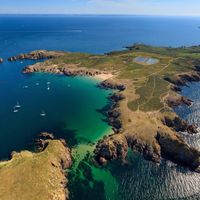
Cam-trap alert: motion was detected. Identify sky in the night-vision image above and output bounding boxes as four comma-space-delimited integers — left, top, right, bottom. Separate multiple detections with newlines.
0, 0, 200, 16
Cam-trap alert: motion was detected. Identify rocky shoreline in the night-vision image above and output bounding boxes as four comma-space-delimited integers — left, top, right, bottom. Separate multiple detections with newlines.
94, 68, 200, 171
23, 62, 105, 78
95, 128, 200, 172
8, 49, 200, 173
8, 50, 65, 62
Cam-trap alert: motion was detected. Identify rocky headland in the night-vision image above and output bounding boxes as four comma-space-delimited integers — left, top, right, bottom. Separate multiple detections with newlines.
0, 132, 72, 200
8, 50, 65, 62
23, 62, 105, 77
9, 44, 200, 172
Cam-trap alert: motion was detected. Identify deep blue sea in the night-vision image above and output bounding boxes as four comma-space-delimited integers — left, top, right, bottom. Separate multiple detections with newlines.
1, 15, 200, 200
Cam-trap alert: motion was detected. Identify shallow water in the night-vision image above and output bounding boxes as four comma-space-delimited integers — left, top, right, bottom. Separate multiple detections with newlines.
1, 15, 200, 200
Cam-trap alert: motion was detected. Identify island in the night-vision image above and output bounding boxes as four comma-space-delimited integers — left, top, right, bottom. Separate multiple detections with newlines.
7, 45, 200, 173
0, 133, 72, 200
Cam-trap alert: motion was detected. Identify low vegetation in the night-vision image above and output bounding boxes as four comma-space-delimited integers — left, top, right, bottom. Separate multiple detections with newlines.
0, 139, 71, 200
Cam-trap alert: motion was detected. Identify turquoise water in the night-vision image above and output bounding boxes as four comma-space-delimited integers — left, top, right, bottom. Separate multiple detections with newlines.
0, 69, 112, 157
1, 15, 200, 199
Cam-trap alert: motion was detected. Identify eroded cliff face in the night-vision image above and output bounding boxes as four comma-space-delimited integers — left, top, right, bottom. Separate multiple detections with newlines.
162, 114, 198, 135
165, 70, 200, 87
0, 133, 72, 200
94, 126, 200, 172
156, 128, 200, 172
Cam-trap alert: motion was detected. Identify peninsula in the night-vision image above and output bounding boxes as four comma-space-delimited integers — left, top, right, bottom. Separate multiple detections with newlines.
8, 45, 200, 172
0, 133, 72, 200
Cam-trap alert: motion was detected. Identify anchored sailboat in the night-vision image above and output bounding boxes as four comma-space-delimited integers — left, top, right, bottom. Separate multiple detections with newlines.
13, 108, 19, 113
40, 110, 46, 117
15, 102, 21, 108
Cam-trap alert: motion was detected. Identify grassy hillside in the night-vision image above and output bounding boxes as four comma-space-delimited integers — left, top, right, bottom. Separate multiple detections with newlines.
0, 140, 71, 200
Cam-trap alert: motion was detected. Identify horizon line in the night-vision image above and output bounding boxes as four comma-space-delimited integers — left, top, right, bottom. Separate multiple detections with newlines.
0, 13, 200, 17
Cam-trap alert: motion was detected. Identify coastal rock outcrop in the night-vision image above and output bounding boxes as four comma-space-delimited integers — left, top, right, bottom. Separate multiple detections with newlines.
63, 68, 102, 77
95, 127, 200, 171
39, 132, 55, 140
126, 135, 161, 163
99, 79, 126, 91
94, 134, 128, 165
162, 115, 198, 134
8, 50, 65, 62
106, 93, 125, 133
0, 58, 3, 63
164, 71, 200, 86
156, 129, 200, 172
95, 133, 161, 165
166, 95, 193, 107
22, 62, 108, 79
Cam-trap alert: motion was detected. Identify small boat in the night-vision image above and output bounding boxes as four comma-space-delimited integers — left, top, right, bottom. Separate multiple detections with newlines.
13, 109, 19, 113
47, 86, 50, 90
36, 83, 39, 86
15, 102, 21, 108
47, 82, 51, 85
23, 85, 28, 89
40, 111, 46, 117
67, 84, 71, 88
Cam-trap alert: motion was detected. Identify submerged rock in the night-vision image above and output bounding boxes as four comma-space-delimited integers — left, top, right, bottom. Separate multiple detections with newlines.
0, 58, 3, 63
39, 132, 54, 140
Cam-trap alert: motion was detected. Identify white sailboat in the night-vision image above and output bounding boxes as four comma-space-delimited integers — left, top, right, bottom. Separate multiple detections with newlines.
15, 102, 21, 108
13, 108, 19, 113
40, 110, 46, 117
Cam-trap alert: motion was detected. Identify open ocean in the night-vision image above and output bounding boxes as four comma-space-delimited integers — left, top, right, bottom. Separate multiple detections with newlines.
0, 15, 200, 200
